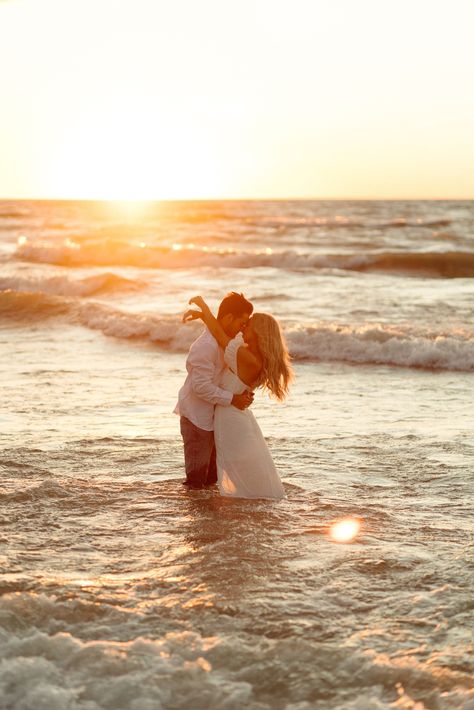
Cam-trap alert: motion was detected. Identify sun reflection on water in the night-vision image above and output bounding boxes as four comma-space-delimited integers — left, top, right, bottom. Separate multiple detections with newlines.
329, 518, 361, 543
103, 200, 154, 221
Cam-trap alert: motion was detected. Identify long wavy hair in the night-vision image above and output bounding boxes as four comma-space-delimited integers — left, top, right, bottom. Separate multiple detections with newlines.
252, 313, 294, 401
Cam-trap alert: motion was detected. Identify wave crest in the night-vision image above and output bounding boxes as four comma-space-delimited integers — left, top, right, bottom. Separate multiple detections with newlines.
287, 323, 474, 371
0, 272, 143, 298
14, 239, 474, 277
0, 289, 192, 349
2, 289, 473, 371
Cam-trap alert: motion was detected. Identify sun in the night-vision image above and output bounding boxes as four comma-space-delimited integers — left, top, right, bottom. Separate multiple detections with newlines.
46, 106, 222, 201
101, 200, 156, 222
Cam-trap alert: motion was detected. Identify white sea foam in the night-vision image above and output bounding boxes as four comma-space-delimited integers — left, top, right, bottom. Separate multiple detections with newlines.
0, 621, 247, 710
14, 238, 474, 277
286, 323, 474, 371
1, 289, 473, 371
1, 592, 472, 710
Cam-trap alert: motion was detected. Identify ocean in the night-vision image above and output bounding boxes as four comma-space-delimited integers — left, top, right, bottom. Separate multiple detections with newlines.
1, 199, 473, 709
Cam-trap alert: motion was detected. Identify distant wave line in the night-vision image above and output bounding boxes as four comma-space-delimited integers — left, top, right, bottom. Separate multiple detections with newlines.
14, 238, 474, 278
241, 217, 453, 230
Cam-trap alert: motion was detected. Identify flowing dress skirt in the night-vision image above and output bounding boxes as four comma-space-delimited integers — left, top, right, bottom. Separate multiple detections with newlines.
214, 404, 286, 500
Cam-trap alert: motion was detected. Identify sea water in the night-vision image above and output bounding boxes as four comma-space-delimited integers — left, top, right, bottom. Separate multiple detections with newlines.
1, 200, 473, 709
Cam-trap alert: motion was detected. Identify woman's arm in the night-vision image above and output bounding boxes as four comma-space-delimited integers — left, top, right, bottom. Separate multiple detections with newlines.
183, 296, 231, 349
183, 296, 262, 387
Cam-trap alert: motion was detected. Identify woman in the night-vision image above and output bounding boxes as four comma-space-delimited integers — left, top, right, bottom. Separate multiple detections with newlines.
183, 296, 293, 500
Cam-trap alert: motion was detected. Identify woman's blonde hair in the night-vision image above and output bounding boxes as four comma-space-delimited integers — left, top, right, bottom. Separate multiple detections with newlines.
252, 312, 294, 401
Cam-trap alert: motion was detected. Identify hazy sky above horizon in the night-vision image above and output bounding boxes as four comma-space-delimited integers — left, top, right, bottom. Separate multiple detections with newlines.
1, 0, 473, 200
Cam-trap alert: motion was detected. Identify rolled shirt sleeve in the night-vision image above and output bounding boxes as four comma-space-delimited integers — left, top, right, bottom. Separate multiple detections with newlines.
188, 341, 233, 407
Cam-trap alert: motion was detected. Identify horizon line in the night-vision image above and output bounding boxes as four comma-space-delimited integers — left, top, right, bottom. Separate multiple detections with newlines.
1, 196, 473, 203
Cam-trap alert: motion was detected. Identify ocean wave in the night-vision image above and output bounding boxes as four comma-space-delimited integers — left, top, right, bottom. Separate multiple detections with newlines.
0, 290, 192, 349
0, 593, 471, 710
13, 237, 286, 269
0, 480, 73, 503
0, 209, 31, 219
14, 238, 474, 277
0, 272, 143, 298
382, 218, 452, 229
2, 290, 473, 372
244, 216, 453, 230
0, 290, 72, 320
345, 250, 474, 277
287, 323, 474, 371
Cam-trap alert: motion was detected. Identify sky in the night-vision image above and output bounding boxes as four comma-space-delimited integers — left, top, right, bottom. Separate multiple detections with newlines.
0, 0, 473, 200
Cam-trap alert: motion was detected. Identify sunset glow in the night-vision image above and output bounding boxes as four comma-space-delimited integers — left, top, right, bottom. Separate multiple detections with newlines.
46, 108, 222, 201
1, 0, 473, 200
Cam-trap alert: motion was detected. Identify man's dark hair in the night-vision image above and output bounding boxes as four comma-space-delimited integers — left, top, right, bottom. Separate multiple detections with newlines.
217, 292, 253, 320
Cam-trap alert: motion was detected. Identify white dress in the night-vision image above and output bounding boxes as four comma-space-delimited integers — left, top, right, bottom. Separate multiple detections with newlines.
214, 335, 286, 500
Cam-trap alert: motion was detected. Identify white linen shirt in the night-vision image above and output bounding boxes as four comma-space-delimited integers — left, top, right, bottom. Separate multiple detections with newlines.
174, 328, 233, 431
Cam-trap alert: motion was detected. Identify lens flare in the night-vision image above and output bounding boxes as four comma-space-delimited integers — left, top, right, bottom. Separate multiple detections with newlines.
329, 518, 361, 543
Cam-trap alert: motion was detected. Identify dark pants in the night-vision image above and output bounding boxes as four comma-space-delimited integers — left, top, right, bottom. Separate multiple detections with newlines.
180, 416, 217, 487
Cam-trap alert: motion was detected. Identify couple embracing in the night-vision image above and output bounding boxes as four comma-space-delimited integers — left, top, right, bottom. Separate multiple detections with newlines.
174, 292, 293, 500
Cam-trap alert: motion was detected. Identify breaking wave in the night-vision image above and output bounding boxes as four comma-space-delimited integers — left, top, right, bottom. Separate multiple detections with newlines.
1, 592, 470, 710
2, 289, 473, 371
0, 290, 192, 350
0, 272, 143, 298
344, 250, 474, 278
14, 238, 474, 277
287, 323, 474, 372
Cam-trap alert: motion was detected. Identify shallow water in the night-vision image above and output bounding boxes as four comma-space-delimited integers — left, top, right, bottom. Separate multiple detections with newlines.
1, 200, 474, 708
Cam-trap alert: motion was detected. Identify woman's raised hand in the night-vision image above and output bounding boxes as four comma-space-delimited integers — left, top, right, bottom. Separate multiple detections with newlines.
182, 309, 203, 324
188, 295, 206, 310
183, 295, 213, 324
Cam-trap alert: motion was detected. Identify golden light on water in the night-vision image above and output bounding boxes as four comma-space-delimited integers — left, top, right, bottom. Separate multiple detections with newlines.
103, 200, 154, 221
329, 518, 361, 543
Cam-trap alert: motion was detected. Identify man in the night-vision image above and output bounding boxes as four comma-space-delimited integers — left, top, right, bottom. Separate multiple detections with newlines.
175, 292, 254, 489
